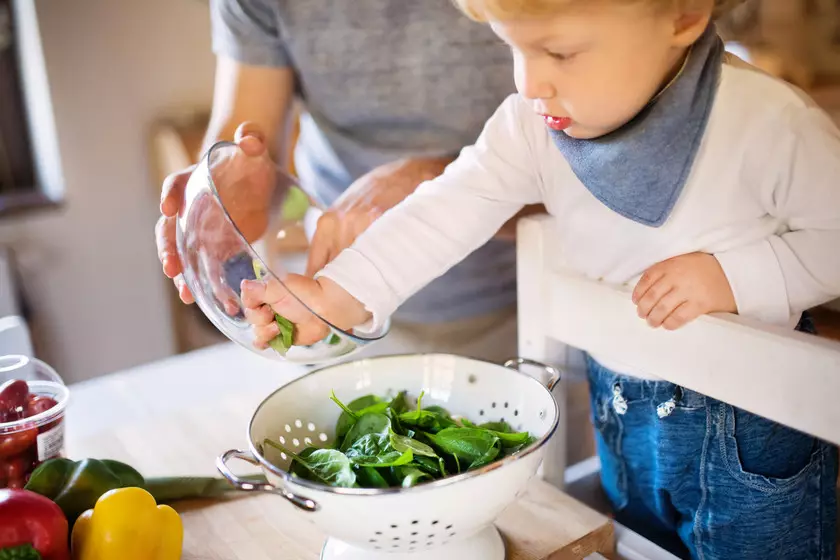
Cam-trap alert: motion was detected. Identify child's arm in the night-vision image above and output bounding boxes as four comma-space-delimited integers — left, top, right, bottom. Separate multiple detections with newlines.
717, 104, 840, 324
242, 95, 543, 345
636, 103, 840, 330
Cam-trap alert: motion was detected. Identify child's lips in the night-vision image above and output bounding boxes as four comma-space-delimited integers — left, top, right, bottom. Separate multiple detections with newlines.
541, 115, 572, 131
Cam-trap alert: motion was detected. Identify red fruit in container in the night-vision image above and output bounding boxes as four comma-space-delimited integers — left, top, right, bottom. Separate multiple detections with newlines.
6, 477, 25, 488
3, 455, 27, 480
0, 453, 31, 488
0, 408, 24, 424
26, 395, 58, 418
0, 424, 37, 459
0, 358, 69, 491
0, 379, 29, 418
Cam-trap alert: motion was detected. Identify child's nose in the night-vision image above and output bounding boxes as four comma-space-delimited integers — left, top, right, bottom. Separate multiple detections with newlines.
516, 59, 555, 101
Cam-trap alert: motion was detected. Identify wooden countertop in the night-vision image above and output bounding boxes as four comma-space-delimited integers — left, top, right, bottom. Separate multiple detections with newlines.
65, 343, 614, 559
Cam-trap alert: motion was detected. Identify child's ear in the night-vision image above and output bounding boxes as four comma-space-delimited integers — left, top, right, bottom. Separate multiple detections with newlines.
670, 7, 713, 48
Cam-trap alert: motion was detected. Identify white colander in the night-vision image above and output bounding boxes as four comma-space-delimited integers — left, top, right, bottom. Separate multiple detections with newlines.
217, 353, 561, 560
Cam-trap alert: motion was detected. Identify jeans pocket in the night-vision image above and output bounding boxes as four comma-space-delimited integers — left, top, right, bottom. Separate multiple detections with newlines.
589, 384, 630, 510
720, 404, 820, 493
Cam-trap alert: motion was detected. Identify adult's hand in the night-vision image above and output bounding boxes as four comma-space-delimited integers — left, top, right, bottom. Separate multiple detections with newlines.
305, 157, 452, 276
155, 122, 273, 305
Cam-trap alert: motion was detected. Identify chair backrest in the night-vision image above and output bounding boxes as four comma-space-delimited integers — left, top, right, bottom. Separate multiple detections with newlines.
0, 315, 34, 358
517, 215, 840, 447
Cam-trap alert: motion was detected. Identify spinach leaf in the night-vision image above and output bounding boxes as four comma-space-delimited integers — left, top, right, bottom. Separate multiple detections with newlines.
424, 405, 451, 417
499, 438, 535, 458
264, 439, 356, 488
356, 466, 390, 488
388, 391, 411, 415
342, 425, 432, 469
350, 449, 413, 468
330, 390, 361, 419
467, 440, 501, 470
340, 412, 392, 452
252, 260, 295, 354
425, 428, 500, 468
400, 398, 457, 433
390, 431, 437, 458
345, 432, 413, 467
399, 410, 441, 431
476, 421, 534, 448
274, 389, 536, 489
394, 466, 434, 488
479, 421, 512, 433
413, 455, 444, 476
333, 393, 388, 442
490, 430, 533, 448
267, 314, 294, 355
288, 447, 319, 482
398, 390, 426, 418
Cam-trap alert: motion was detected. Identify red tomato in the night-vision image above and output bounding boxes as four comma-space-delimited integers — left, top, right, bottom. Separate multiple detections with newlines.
0, 379, 28, 418
0, 425, 37, 459
26, 395, 58, 418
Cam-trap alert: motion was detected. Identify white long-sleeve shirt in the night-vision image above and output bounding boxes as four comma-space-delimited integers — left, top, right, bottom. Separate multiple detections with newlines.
320, 57, 840, 372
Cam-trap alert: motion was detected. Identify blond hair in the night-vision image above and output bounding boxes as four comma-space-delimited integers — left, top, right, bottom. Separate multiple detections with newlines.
453, 0, 746, 21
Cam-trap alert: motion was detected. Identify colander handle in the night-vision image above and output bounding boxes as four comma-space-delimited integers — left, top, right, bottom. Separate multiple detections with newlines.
216, 449, 319, 512
503, 358, 562, 391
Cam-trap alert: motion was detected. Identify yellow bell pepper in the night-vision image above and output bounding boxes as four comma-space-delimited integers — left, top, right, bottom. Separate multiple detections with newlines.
71, 487, 183, 560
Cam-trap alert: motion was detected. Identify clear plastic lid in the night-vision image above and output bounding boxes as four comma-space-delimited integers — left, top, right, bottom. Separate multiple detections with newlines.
0, 354, 64, 386
175, 141, 389, 364
0, 355, 69, 432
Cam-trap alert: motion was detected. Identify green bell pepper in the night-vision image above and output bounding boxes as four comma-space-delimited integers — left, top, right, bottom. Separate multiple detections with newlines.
24, 458, 267, 528
24, 459, 142, 527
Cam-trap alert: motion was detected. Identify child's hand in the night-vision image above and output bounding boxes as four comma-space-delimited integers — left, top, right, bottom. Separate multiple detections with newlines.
632, 253, 737, 330
241, 274, 370, 348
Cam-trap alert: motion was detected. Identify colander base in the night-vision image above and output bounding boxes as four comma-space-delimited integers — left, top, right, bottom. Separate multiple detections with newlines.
320, 524, 505, 559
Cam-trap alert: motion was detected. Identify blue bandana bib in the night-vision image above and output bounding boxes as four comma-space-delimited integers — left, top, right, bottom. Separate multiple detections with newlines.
549, 24, 724, 227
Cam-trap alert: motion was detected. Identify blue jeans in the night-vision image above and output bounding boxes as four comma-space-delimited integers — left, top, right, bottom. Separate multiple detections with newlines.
586, 338, 838, 559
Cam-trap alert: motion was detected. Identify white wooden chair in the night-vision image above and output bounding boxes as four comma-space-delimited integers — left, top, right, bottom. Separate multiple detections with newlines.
516, 214, 840, 558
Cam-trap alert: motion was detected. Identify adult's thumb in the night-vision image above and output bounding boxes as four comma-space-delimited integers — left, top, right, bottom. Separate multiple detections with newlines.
234, 122, 268, 157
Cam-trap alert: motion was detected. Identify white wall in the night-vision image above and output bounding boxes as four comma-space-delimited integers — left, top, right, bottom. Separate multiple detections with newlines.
0, 0, 216, 383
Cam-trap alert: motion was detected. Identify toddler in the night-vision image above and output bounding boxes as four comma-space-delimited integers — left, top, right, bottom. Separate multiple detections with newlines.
241, 1, 840, 557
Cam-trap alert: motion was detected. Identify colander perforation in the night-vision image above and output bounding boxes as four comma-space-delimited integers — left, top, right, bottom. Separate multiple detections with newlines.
365, 519, 459, 551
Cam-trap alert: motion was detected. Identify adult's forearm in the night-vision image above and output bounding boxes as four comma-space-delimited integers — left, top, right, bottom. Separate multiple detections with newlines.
201, 56, 297, 161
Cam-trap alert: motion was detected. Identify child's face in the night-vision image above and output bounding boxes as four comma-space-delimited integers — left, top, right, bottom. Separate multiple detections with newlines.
490, 3, 703, 139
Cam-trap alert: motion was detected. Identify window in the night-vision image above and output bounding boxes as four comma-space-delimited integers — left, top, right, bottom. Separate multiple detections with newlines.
0, 0, 60, 216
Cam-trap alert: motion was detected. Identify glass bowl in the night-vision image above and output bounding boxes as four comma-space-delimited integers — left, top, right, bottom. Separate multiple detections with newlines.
175, 140, 389, 364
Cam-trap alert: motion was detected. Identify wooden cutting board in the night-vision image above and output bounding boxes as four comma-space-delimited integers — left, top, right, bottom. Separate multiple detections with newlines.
168, 477, 613, 560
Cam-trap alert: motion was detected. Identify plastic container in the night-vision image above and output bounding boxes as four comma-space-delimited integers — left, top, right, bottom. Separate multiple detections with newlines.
0, 354, 70, 488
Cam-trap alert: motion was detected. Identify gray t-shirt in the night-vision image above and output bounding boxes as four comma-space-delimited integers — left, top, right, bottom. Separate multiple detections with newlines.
210, 0, 518, 323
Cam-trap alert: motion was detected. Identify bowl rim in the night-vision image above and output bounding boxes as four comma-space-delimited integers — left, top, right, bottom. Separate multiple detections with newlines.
246, 352, 560, 497
196, 140, 388, 346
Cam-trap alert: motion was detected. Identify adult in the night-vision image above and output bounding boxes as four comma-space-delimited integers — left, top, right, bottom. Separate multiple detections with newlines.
155, 0, 534, 361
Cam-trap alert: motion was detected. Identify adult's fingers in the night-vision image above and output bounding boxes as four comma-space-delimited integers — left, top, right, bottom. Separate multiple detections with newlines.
305, 213, 338, 277
156, 215, 181, 279
160, 168, 193, 217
